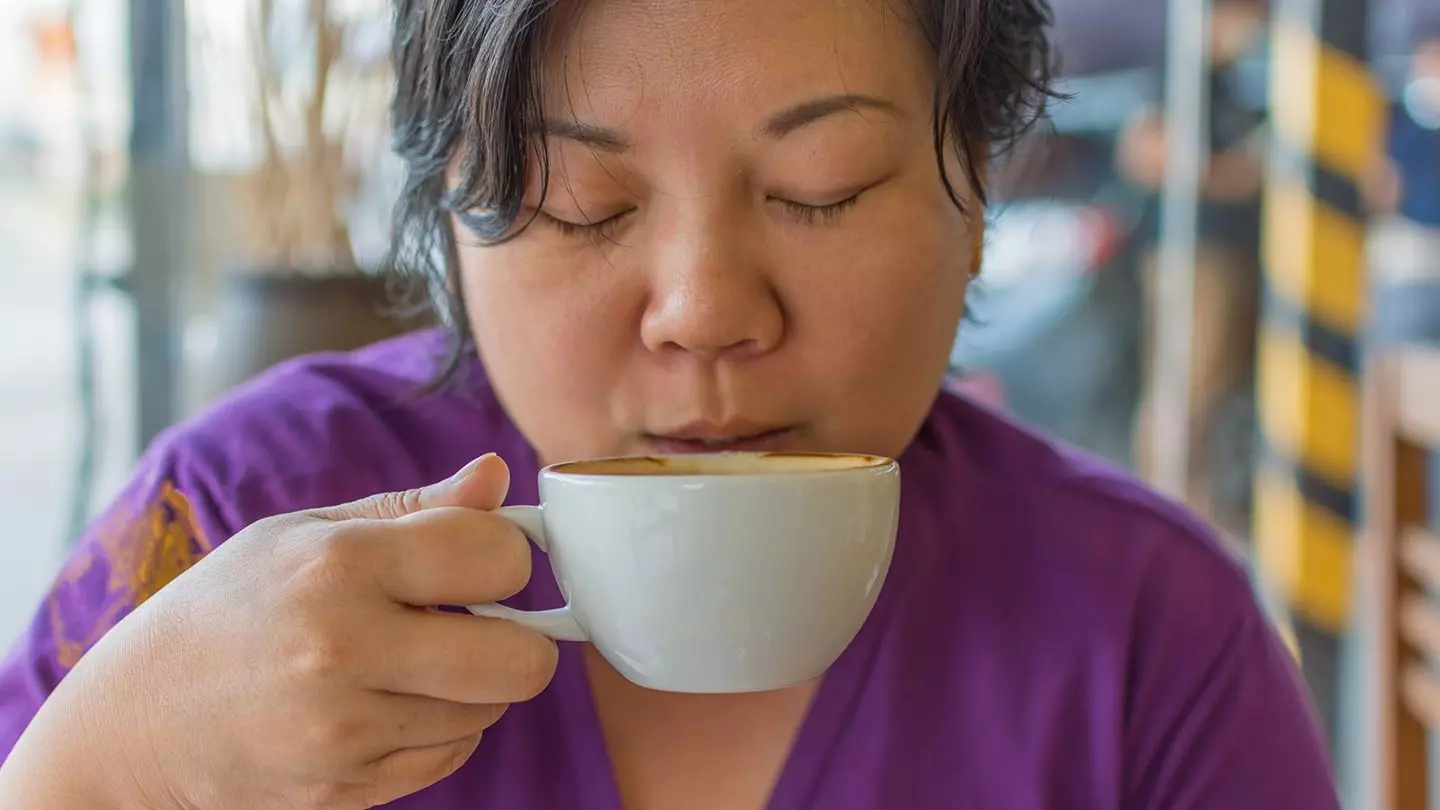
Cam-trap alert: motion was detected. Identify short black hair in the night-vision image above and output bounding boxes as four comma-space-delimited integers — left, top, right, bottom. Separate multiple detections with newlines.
385, 0, 1059, 382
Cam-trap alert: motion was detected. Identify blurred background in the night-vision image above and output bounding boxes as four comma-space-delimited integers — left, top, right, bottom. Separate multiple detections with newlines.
0, 0, 1437, 806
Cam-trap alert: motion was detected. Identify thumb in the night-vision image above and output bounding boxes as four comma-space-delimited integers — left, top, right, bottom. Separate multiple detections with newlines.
316, 454, 512, 521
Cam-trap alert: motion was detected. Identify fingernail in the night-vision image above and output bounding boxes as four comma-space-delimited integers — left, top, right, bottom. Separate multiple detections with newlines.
450, 453, 496, 482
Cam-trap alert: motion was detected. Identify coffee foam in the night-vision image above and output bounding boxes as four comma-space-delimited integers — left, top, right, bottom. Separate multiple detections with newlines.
553, 452, 889, 477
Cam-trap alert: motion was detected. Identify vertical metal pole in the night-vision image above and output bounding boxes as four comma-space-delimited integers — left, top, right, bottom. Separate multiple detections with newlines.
1152, 0, 1212, 499
127, 0, 188, 448
1255, 0, 1380, 752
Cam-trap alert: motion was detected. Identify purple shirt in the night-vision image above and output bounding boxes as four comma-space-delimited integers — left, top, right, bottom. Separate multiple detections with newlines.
0, 329, 1337, 808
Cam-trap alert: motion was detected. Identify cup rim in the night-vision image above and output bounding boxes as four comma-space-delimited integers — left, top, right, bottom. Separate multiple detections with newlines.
543, 451, 897, 479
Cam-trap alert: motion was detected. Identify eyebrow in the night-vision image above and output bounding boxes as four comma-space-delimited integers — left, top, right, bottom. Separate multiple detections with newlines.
759, 93, 904, 139
543, 118, 631, 153
542, 93, 904, 153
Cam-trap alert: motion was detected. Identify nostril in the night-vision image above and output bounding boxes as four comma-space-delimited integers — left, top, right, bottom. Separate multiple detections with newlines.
659, 337, 759, 361
640, 297, 785, 358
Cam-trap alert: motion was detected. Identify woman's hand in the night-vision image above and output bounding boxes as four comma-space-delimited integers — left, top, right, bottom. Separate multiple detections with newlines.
0, 454, 556, 810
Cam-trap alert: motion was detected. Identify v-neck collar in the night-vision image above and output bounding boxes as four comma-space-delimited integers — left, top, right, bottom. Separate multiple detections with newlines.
542, 515, 908, 810
550, 585, 899, 810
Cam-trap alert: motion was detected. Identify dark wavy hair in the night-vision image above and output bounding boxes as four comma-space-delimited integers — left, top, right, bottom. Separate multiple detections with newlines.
384, 0, 1059, 382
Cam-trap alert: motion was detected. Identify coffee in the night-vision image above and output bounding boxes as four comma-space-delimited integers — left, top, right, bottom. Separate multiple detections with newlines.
554, 452, 888, 477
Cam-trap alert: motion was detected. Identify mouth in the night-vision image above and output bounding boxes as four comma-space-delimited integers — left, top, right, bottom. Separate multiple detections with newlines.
641, 424, 798, 454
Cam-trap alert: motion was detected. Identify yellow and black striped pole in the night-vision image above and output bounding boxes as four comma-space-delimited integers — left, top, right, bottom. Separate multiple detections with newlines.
1255, 0, 1383, 732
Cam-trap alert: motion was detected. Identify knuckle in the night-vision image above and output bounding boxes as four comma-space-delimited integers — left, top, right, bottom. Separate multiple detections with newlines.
372, 489, 423, 520
297, 712, 366, 755
288, 624, 355, 681
296, 525, 371, 592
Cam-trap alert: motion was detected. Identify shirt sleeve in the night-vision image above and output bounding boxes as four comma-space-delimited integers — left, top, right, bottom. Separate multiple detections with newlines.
1123, 539, 1341, 810
0, 437, 231, 764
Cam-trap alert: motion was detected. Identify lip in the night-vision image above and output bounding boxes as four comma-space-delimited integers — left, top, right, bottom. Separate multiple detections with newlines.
642, 424, 798, 454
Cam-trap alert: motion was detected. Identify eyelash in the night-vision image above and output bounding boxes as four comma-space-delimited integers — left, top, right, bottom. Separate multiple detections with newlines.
543, 209, 633, 238
540, 191, 866, 238
773, 193, 864, 226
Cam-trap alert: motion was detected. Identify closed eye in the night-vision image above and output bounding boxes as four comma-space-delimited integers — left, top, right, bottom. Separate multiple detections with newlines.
771, 192, 864, 226
543, 208, 635, 238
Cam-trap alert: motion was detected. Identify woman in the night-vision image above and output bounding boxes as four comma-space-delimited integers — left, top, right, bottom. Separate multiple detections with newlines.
1119, 0, 1268, 539
0, 0, 1335, 807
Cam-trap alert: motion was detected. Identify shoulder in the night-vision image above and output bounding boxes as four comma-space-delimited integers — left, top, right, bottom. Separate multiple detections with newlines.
891, 395, 1334, 803
893, 393, 1280, 708
18, 330, 520, 680
143, 329, 512, 532
910, 392, 1257, 624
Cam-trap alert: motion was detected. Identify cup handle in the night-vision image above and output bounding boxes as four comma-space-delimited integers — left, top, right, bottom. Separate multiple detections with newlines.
466, 505, 589, 642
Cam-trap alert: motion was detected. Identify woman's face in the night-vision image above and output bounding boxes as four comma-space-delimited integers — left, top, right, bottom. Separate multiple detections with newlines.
456, 0, 978, 465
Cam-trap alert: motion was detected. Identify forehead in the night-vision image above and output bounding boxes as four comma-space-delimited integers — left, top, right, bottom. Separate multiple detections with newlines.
541, 0, 934, 125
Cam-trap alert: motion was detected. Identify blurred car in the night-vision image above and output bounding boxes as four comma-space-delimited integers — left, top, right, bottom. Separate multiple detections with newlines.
947, 192, 1142, 465
952, 198, 1123, 372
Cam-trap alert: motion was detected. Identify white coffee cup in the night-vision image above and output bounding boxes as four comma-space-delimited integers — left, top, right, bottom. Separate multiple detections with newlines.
468, 452, 900, 694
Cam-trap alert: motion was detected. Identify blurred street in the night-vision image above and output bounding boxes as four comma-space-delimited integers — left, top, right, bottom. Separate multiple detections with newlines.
0, 177, 132, 645
0, 180, 76, 644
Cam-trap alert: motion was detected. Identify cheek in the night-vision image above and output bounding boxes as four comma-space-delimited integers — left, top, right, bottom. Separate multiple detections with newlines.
457, 242, 640, 455
776, 181, 973, 449
790, 186, 972, 371
461, 229, 635, 351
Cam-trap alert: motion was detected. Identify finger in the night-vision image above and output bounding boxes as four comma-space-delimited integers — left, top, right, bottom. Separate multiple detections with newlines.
315, 453, 512, 521
362, 733, 484, 808
373, 610, 559, 705
368, 507, 533, 606
364, 692, 507, 753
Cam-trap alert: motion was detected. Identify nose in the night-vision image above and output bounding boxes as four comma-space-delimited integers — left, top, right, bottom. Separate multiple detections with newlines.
639, 215, 785, 361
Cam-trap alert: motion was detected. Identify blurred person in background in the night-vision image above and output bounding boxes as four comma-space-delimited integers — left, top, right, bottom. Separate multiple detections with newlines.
0, 0, 1335, 808
1118, 0, 1269, 539
1368, 38, 1440, 227
1365, 33, 1440, 348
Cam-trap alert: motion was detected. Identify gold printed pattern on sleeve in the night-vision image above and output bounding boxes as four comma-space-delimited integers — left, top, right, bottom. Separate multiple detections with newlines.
49, 481, 215, 669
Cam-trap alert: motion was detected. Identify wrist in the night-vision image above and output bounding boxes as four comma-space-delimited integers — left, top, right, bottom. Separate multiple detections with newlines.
0, 677, 184, 810
0, 735, 164, 810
